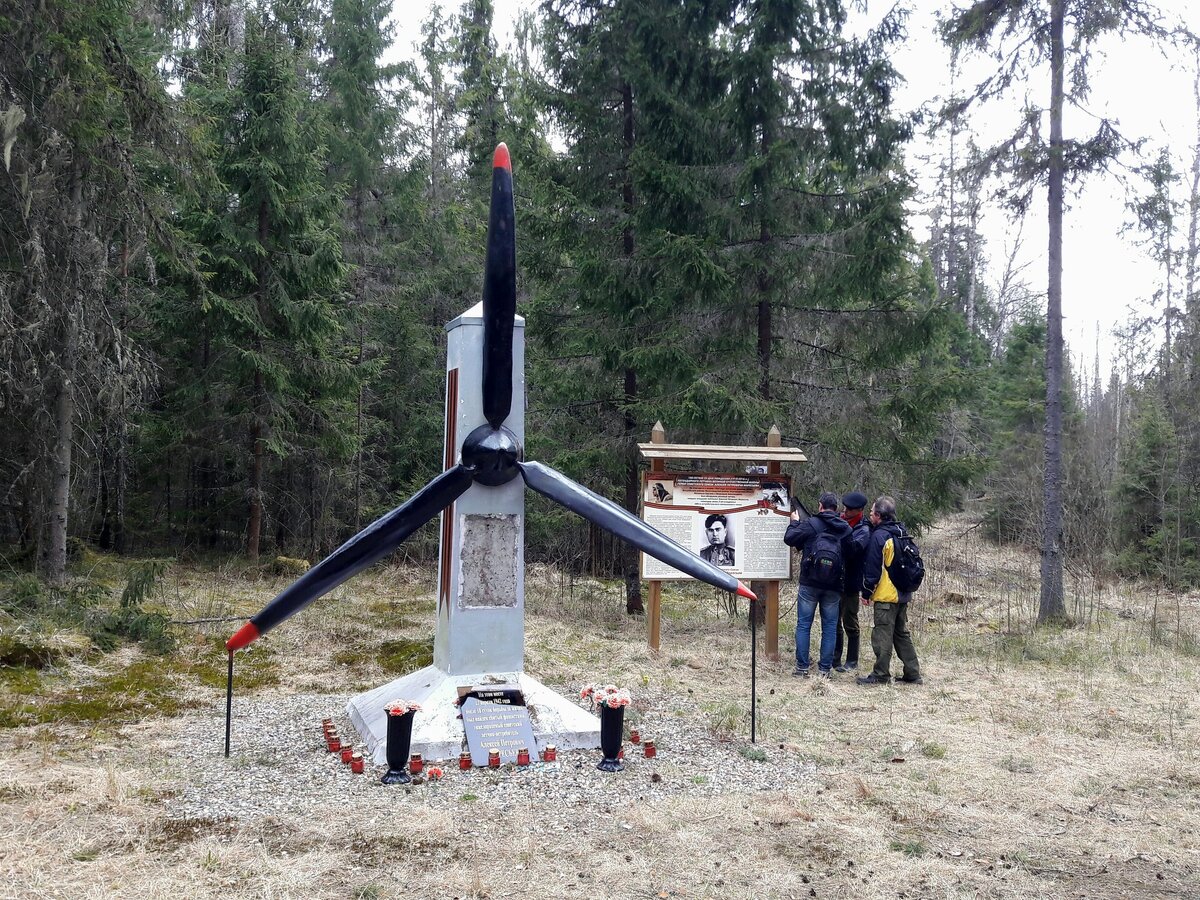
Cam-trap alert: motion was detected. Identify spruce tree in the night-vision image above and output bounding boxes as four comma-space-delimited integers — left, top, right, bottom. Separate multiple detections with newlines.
940, 0, 1173, 624
0, 0, 187, 579
537, 0, 738, 611
173, 0, 352, 560
323, 0, 409, 535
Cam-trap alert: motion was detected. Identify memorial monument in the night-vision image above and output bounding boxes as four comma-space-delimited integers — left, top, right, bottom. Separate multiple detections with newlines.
225, 144, 755, 764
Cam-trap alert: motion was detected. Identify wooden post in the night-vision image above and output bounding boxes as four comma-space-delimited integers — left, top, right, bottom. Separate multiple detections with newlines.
766, 582, 780, 661
765, 425, 782, 660
647, 422, 666, 653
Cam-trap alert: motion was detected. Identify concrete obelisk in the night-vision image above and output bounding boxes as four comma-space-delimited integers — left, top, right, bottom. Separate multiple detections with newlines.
345, 303, 599, 763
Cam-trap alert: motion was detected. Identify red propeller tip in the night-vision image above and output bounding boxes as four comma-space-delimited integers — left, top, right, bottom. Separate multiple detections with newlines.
493, 143, 511, 173
736, 582, 757, 602
226, 621, 260, 652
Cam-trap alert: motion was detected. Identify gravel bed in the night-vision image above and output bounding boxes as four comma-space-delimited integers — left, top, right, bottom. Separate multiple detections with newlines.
160, 691, 815, 822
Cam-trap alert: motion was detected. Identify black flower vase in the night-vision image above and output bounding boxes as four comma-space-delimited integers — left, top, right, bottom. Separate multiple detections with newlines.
597, 704, 624, 772
381, 710, 414, 785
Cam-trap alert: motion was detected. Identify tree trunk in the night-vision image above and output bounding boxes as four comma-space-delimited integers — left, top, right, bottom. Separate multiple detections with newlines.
248, 384, 264, 560
42, 164, 85, 585
751, 126, 773, 627
1187, 57, 1200, 385
355, 323, 364, 532
620, 78, 642, 615
247, 197, 269, 560
1038, 0, 1067, 624
44, 348, 74, 584
757, 124, 773, 404
966, 191, 979, 334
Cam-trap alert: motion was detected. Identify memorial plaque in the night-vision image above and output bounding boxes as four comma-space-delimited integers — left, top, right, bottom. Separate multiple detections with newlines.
457, 683, 525, 707
460, 696, 538, 766
641, 472, 793, 581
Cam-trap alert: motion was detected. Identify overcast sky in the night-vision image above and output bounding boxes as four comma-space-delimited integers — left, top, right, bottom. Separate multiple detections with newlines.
388, 1, 1200, 375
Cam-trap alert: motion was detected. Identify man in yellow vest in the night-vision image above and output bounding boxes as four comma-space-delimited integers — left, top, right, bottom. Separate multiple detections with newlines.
856, 496, 922, 686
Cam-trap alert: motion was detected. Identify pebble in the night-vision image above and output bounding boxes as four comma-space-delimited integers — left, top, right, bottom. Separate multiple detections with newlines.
160, 689, 816, 822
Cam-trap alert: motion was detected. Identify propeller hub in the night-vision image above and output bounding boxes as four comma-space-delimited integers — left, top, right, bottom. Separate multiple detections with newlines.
461, 424, 523, 486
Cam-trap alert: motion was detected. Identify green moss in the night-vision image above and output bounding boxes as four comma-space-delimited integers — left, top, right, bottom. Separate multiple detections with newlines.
0, 644, 279, 729
0, 666, 42, 695
0, 659, 182, 726
334, 637, 433, 674
378, 638, 433, 673
0, 634, 62, 669
191, 639, 279, 691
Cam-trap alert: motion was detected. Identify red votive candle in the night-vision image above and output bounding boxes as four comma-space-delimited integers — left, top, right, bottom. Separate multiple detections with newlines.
327, 734, 341, 752
340, 745, 353, 764
459, 751, 472, 771
517, 747, 530, 766
542, 745, 557, 763
409, 753, 424, 775
351, 752, 364, 774
643, 739, 656, 759
630, 728, 641, 745
488, 748, 500, 768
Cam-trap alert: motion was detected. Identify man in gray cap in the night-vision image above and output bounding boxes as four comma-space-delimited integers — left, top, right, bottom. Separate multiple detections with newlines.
834, 491, 871, 672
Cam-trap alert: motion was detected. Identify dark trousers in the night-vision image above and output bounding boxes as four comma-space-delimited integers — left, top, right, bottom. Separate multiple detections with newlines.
870, 601, 920, 681
833, 591, 860, 666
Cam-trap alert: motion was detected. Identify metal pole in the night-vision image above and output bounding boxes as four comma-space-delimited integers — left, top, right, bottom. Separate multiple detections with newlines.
224, 650, 234, 758
750, 598, 757, 743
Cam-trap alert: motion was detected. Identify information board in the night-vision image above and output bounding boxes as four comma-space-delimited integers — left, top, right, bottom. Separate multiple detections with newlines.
641, 472, 792, 581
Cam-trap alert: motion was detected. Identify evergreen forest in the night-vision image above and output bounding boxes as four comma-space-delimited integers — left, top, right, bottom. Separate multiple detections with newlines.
3, 0, 1199, 619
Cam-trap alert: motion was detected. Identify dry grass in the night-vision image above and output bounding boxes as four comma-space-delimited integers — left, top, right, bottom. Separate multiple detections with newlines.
1, 514, 1198, 898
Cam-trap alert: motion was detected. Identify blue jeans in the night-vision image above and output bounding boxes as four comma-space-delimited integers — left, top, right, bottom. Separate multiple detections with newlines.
795, 585, 841, 672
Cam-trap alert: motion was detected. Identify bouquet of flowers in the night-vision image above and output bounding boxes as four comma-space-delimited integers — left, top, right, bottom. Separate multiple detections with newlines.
384, 698, 421, 716
580, 683, 632, 709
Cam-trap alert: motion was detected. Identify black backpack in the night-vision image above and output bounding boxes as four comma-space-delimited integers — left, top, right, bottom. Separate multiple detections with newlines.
802, 522, 845, 589
887, 528, 925, 593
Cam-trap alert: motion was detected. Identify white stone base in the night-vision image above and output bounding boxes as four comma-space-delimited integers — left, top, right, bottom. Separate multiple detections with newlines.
345, 666, 600, 765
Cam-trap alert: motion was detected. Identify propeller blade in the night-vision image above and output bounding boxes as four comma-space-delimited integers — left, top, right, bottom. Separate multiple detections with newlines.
227, 464, 476, 651
519, 461, 756, 600
481, 143, 516, 429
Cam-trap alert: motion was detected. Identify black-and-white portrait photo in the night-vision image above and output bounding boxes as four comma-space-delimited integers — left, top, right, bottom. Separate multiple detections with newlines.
699, 513, 735, 566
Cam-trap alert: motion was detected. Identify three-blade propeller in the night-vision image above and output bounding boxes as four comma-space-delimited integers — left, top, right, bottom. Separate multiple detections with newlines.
227, 144, 754, 653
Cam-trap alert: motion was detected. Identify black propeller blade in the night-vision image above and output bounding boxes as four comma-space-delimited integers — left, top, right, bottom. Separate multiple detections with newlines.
481, 143, 516, 429
227, 142, 754, 656
519, 460, 756, 600
227, 465, 475, 651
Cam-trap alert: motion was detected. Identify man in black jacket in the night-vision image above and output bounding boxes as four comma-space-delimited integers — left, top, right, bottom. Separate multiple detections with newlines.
834, 491, 871, 672
784, 492, 852, 677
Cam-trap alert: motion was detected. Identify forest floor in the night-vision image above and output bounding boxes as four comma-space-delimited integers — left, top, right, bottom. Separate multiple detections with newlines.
1, 509, 1198, 899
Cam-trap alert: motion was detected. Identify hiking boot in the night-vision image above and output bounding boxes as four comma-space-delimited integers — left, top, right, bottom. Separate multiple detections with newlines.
817, 669, 833, 679
835, 662, 858, 673
855, 673, 890, 686
792, 667, 810, 678
899, 674, 924, 685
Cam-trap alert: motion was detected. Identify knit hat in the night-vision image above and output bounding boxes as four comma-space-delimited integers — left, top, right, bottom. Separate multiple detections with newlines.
842, 491, 869, 510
